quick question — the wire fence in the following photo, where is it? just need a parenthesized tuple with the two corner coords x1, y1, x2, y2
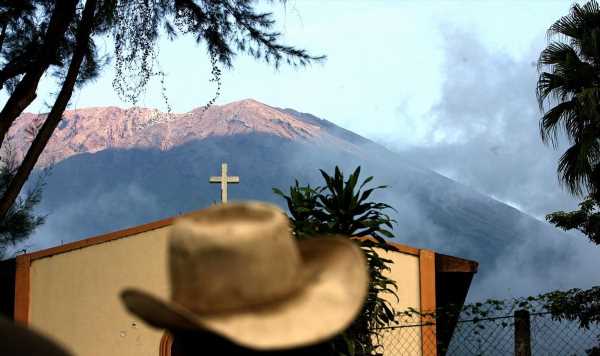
(378, 301, 600, 355)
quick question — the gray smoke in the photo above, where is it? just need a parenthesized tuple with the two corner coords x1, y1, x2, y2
(375, 26, 599, 300)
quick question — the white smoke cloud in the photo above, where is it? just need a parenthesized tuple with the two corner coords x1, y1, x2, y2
(374, 25, 600, 300)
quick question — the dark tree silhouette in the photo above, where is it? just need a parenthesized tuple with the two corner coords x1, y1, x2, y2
(0, 0, 324, 221)
(536, 0, 600, 196)
(537, 0, 600, 245)
(0, 143, 45, 259)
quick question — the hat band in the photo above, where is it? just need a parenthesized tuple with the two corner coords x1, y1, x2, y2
(182, 268, 314, 316)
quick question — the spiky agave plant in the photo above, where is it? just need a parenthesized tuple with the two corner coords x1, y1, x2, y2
(274, 166, 398, 356)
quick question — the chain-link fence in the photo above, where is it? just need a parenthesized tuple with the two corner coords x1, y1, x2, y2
(377, 300, 600, 355)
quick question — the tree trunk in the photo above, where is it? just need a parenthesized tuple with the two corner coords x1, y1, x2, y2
(0, 0, 78, 148)
(0, 0, 97, 221)
(0, 22, 7, 52)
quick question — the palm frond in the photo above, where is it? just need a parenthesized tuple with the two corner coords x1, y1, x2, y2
(537, 1, 600, 194)
(536, 72, 577, 110)
(557, 137, 600, 195)
(547, 1, 600, 63)
(539, 99, 577, 146)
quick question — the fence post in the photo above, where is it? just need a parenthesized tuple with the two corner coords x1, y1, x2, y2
(514, 309, 531, 356)
(419, 250, 437, 356)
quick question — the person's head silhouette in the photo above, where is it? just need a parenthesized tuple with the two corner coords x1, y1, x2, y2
(0, 316, 73, 356)
(169, 328, 332, 355)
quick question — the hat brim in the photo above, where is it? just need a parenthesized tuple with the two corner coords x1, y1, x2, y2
(121, 237, 368, 350)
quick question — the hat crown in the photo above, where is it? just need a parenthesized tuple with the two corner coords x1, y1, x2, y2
(169, 202, 301, 313)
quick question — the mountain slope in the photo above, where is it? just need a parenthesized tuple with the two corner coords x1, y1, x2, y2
(11, 99, 586, 299)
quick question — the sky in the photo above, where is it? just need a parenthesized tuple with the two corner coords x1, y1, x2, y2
(6, 0, 600, 300)
(18, 0, 586, 222)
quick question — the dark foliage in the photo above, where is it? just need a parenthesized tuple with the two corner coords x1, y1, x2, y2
(0, 144, 45, 258)
(537, 0, 600, 247)
(110, 0, 325, 105)
(546, 192, 600, 244)
(541, 287, 600, 330)
(0, 0, 323, 225)
(536, 0, 600, 196)
(274, 166, 398, 356)
(399, 286, 600, 355)
(0, 0, 58, 91)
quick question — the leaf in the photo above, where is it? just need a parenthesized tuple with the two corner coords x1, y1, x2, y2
(378, 229, 395, 238)
(359, 175, 374, 190)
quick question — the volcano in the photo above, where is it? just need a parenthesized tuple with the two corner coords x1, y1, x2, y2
(9, 99, 580, 299)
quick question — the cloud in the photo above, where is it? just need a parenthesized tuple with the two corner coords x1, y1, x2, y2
(383, 26, 579, 220)
(6, 24, 598, 303)
(5, 182, 163, 257)
(374, 25, 600, 299)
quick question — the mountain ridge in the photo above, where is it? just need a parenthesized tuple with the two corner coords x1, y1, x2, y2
(7, 98, 585, 300)
(12, 99, 374, 167)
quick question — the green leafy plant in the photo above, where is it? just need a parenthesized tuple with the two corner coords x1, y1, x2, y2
(546, 192, 600, 245)
(274, 166, 398, 356)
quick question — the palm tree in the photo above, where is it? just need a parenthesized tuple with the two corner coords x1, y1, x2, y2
(537, 0, 600, 195)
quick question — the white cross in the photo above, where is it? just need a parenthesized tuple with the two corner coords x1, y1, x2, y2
(209, 163, 240, 203)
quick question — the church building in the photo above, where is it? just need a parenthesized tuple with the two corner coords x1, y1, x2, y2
(0, 161, 477, 356)
(0, 205, 477, 356)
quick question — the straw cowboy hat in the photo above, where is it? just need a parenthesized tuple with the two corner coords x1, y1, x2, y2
(121, 201, 368, 350)
(0, 316, 73, 356)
